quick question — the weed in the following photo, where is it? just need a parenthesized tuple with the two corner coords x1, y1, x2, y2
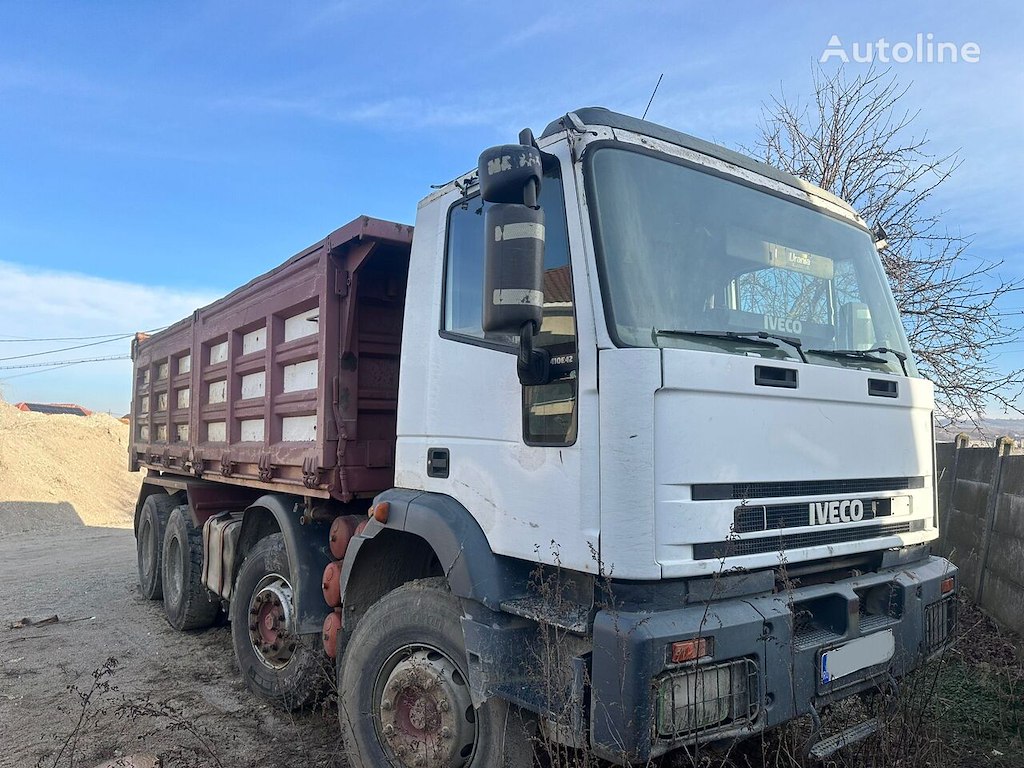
(33, 647, 345, 768)
(37, 657, 120, 768)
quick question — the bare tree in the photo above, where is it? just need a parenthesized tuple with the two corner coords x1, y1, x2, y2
(755, 65, 1024, 424)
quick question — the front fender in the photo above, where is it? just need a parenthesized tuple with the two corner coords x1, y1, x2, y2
(339, 489, 532, 610)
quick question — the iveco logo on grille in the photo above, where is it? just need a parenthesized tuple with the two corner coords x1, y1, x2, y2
(809, 499, 865, 525)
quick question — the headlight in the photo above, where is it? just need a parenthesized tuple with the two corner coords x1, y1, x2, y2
(655, 658, 758, 738)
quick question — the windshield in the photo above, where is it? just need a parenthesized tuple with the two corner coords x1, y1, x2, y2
(586, 147, 916, 376)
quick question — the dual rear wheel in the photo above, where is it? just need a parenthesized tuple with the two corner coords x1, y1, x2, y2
(135, 499, 321, 709)
(162, 505, 220, 631)
(135, 494, 220, 630)
(136, 493, 177, 601)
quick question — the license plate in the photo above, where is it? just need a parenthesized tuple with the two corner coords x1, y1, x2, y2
(821, 629, 895, 685)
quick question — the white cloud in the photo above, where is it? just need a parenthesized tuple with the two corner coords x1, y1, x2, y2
(0, 261, 220, 413)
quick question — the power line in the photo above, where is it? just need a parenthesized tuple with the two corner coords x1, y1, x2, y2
(0, 331, 131, 343)
(0, 326, 167, 344)
(0, 359, 92, 380)
(0, 324, 169, 362)
(0, 335, 133, 363)
(0, 354, 130, 371)
(642, 73, 664, 120)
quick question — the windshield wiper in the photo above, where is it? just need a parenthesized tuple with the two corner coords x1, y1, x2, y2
(805, 347, 908, 375)
(653, 329, 808, 363)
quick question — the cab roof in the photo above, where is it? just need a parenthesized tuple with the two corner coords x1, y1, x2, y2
(541, 107, 856, 215)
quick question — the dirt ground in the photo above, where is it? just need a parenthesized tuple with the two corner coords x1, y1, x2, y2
(0, 404, 340, 767)
(0, 524, 343, 768)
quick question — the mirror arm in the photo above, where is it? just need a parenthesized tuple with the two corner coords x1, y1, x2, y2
(517, 321, 550, 386)
(523, 178, 538, 209)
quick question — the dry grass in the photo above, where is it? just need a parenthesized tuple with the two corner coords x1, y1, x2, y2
(701, 596, 1023, 768)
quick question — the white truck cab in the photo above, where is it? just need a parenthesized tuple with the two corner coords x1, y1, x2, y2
(401, 108, 935, 576)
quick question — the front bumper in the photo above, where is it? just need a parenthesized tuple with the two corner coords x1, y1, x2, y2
(589, 554, 957, 764)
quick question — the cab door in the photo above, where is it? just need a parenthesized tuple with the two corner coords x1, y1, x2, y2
(396, 156, 599, 573)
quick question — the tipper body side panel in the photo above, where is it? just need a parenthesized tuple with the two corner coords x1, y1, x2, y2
(129, 216, 413, 501)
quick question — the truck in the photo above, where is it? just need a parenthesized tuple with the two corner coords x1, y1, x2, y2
(129, 107, 958, 766)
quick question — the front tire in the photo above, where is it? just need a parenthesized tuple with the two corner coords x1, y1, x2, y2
(230, 533, 324, 710)
(137, 493, 177, 600)
(162, 506, 220, 631)
(338, 578, 535, 768)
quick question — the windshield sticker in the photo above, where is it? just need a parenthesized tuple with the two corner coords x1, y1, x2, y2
(764, 316, 804, 334)
(766, 243, 835, 279)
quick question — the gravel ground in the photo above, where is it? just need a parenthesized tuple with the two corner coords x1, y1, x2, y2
(0, 525, 343, 768)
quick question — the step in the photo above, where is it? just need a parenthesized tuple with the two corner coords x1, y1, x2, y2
(808, 717, 879, 760)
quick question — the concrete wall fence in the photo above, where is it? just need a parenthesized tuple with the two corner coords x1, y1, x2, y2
(936, 436, 1024, 637)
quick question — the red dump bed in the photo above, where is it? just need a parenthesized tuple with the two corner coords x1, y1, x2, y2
(130, 216, 413, 502)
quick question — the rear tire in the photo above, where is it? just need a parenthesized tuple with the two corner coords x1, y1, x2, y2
(338, 578, 536, 768)
(162, 506, 220, 631)
(230, 533, 325, 710)
(137, 493, 177, 600)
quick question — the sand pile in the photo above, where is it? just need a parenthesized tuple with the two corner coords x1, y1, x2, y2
(0, 401, 140, 535)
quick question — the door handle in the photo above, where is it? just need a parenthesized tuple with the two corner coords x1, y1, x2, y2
(427, 447, 450, 478)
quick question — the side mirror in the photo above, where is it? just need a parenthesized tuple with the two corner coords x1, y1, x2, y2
(481, 203, 545, 335)
(478, 142, 542, 206)
(478, 141, 550, 386)
(872, 222, 888, 252)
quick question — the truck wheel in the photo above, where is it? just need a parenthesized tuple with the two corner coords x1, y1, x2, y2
(137, 493, 177, 600)
(230, 533, 324, 710)
(162, 506, 220, 631)
(338, 578, 536, 768)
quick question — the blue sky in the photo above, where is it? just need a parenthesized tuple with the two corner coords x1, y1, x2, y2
(1, 1, 1021, 414)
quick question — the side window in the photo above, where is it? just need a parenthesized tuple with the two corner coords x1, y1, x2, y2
(443, 166, 578, 445)
(444, 201, 490, 340)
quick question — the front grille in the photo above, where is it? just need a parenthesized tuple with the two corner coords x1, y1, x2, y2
(693, 521, 922, 560)
(692, 476, 925, 501)
(924, 596, 957, 654)
(859, 614, 898, 634)
(794, 625, 843, 648)
(734, 498, 893, 533)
